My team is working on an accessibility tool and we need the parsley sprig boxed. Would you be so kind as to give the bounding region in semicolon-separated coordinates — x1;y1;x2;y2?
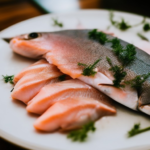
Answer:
128;123;150;137
110;11;145;31
88;29;108;44
78;58;101;76
52;18;63;27
111;39;136;66
137;33;149;41
67;122;96;142
106;57;126;88
143;23;150;31
125;73;150;93
58;74;66;81
88;30;136;66
2;75;14;84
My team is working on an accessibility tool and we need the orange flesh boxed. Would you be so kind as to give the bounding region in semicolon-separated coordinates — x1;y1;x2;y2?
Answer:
11;61;62;103
27;79;114;114
34;98;116;132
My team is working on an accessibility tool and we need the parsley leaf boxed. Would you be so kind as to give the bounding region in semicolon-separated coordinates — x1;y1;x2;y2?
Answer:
125;73;150;93
10;88;14;92
110;38;136;66
110;11;145;31
67;121;96;142
78;58;101;76
128;123;150;137
137;33;149;41
58;74;66;81
106;57;126;88
88;29;108;44
52;18;63;27
2;75;14;84
143;23;150;31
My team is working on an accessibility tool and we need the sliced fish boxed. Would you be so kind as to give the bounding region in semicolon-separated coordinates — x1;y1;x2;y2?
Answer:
27;79;115;114
11;61;62;103
34;97;116;132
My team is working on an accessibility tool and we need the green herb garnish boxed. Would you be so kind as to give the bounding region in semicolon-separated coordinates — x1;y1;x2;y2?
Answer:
52;18;63;27
67;121;96;142
58;74;66;81
137;33;149;41
112;40;136;66
143;23;150;31
128;123;150;137
106;57;126;87
78;58;101;76
88;29;108;44
2;75;14;84
110;11;145;31
10;88;14;92
110;38;121;49
125;73;150;93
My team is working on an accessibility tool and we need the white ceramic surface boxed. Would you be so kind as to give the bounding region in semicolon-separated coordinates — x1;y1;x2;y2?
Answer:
0;10;150;150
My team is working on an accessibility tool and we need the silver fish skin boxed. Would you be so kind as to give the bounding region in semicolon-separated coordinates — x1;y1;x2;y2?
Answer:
6;29;150;115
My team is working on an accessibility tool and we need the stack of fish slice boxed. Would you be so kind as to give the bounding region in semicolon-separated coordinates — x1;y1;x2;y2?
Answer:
11;59;116;132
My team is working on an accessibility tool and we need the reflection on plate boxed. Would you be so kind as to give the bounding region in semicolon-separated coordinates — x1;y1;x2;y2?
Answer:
0;10;150;150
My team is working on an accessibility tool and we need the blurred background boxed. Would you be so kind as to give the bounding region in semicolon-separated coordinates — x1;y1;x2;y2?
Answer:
0;0;150;31
0;0;150;149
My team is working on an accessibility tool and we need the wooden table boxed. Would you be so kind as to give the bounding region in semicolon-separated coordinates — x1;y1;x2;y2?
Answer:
0;0;150;149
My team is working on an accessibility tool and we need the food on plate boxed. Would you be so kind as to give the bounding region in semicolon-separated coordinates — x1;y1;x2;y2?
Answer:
10;59;116;133
7;29;150;115
11;59;62;103
27;79;115;115
34;97;116;132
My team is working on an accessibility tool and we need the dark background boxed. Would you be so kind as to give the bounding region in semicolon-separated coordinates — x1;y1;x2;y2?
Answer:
0;0;150;149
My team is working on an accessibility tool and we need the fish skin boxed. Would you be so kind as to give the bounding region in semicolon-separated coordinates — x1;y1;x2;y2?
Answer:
34;97;116;132
27;79;115;115
8;30;150;114
11;60;63;103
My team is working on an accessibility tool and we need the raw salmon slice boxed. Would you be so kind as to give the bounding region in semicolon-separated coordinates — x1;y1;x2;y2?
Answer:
11;63;62;104
14;59;50;84
27;79;114;114
34;97;116;132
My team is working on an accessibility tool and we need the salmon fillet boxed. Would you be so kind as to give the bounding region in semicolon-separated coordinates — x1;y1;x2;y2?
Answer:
14;59;49;84
27;79;115;114
11;61;62;103
34;97;116;132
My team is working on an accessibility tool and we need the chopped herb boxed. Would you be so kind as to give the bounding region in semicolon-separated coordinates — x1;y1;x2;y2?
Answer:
88;29;108;44
67;121;96;142
2;75;14;84
10;88;14;92
106;57;126;88
110;38;121;49
128;123;150;137
78;58;101;76
143;23;150;31
110;11;145;31
111;39;136;66
58;74;66;81
137;33;149;41
125;73;150;93
52;18;63;27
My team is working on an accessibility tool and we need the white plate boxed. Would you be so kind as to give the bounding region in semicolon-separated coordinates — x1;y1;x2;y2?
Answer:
0;9;150;150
